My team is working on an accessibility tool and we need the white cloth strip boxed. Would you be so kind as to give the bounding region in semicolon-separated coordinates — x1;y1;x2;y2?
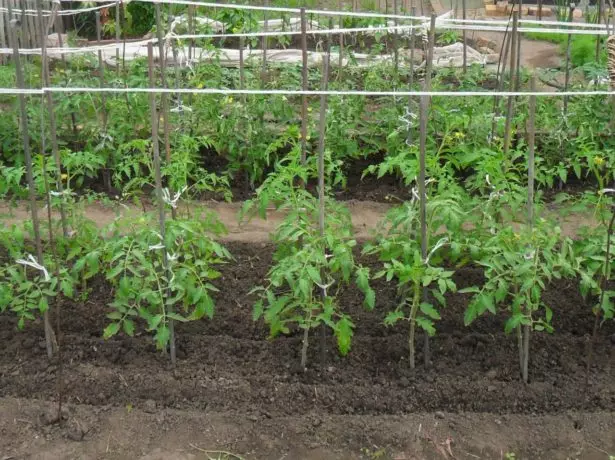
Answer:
2;87;615;97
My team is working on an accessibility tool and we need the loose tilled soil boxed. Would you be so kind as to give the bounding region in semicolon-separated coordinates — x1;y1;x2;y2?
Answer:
1;243;614;459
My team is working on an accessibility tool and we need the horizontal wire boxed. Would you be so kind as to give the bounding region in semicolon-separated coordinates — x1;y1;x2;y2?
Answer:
55;0;612;30
2;86;613;97
0;18;608;57
0;1;118;17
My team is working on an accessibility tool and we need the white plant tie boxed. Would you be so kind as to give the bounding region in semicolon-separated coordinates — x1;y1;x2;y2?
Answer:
523;248;536;261
148;243;165;251
316;277;335;297
600;188;615;195
161;186;187;208
16;255;50;282
425;237;448;265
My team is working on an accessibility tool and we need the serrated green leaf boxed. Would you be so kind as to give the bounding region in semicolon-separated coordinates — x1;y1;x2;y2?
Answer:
122;319;135;336
420;302;440;320
103;322;120;339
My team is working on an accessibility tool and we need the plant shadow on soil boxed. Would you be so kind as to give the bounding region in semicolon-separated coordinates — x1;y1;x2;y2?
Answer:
1;242;613;420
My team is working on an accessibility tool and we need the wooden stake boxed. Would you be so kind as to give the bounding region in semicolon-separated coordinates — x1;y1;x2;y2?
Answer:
406;8;416;147
490;24;512;143
95;12;108;133
37;2;68;238
538;0;543;20
597;0;605;62
317;26;332;369
418;14;436;369
239;36;245;104
10;18;55;358
503;13;518;156
147;43;176;366
527;74;536;230
154;3;171;163
300;7;309;165
338;0;344;76
262;0;269;87
115;0;120;77
462;0;467;75
393;0;399;78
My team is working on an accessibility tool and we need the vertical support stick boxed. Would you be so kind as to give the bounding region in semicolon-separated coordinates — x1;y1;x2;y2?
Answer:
261;0;269;87
406;10;416;147
300;8;309;165
54;8;77;136
538;0;543;20
393;0;399;78
155;3;171;163
462;0;467;75
96;12;108;133
527;75;536;231
38;2;68;238
10;18;55;358
317;27;331;369
338;0;344;76
597;0;604;62
239;35;245;103
419;14;436;368
96;11;111;193
563;6;574;116
503;13;518;156
490;26;511;143
147;43;176;366
115;0;121;77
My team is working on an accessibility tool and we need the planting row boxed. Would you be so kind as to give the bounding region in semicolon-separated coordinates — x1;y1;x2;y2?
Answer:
1;152;613;383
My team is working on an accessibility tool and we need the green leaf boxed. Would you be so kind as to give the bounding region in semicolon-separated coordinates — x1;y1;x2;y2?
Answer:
253;299;264;321
61;279;74;298
420;302;440;320
167;312;188;322
334;316;354;356
504;314;524;334
107;311;123;320
438;278;447;295
155;325;170;350
306;266;322;285
384;310;405;326
148;313;164;331
415;316;436;336
122;319;135;336
103;322;120;339
364;288;375;310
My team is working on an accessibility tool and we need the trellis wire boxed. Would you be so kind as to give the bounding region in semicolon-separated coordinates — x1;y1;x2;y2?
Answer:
50;0;612;29
0;21;612;58
5;87;615;97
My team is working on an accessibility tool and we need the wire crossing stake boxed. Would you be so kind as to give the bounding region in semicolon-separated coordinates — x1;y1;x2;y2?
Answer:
503;12;518;156
300;7;309;165
317;25;332;369
417;13;436;369
147;43;176;366
10;18;56;358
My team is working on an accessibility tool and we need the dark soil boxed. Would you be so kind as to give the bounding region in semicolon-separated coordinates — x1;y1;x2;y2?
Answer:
1;243;613;421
